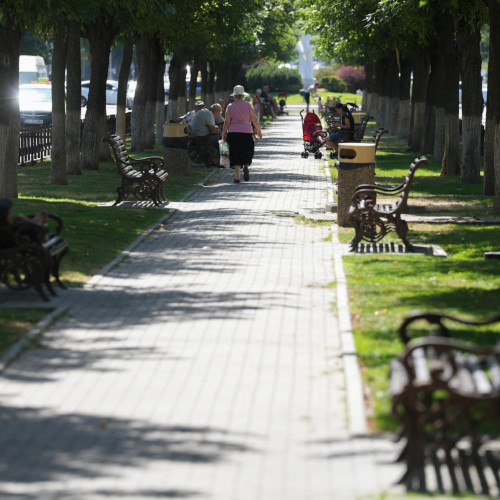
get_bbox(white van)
[19,55,48,85]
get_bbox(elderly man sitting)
[190,103,222,166]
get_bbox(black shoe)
[243,166,250,181]
[234,179,240,183]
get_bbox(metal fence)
[18,111,134,166]
[19,125,52,166]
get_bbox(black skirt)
[227,132,255,167]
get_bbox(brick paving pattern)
[0,113,401,499]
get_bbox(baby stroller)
[278,91,288,115]
[300,110,325,159]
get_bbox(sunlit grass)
[336,125,500,431]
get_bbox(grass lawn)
[0,144,215,354]
[335,124,500,431]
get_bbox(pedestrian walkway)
[0,113,402,499]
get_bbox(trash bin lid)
[338,143,375,163]
[163,123,187,138]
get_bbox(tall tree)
[81,11,119,170]
[51,18,69,185]
[66,19,82,176]
[0,1,48,198]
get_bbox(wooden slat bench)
[0,214,68,301]
[104,134,168,206]
[346,156,427,251]
[390,312,500,493]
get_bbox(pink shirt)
[228,101,253,133]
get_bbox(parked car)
[19,83,52,126]
[80,80,133,108]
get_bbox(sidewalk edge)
[326,165,368,437]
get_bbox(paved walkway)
[0,114,402,499]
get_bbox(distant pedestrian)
[304,82,319,113]
[222,85,262,183]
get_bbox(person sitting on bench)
[0,199,48,244]
[190,103,223,166]
[325,102,354,157]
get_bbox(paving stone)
[0,114,402,499]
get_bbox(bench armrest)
[129,156,166,173]
[398,312,500,345]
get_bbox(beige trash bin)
[351,112,363,125]
[163,123,189,176]
[336,143,376,227]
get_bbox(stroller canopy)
[302,112,322,142]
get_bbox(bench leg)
[396,218,414,252]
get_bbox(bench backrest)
[104,134,135,178]
[371,128,388,150]
[393,157,426,212]
[398,312,500,345]
[352,115,371,142]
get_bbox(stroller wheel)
[316,152,323,159]
[330,152,337,160]
[304,152,309,158]
[301,152,306,158]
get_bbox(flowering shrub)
[336,66,366,92]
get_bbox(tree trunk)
[421,41,438,155]
[374,58,388,125]
[116,36,133,142]
[155,57,166,144]
[81,17,116,170]
[363,63,375,114]
[440,10,460,177]
[145,37,162,148]
[385,51,400,133]
[165,48,188,123]
[188,57,201,111]
[200,60,209,104]
[131,33,150,151]
[397,54,412,139]
[431,34,447,162]
[0,21,22,198]
[408,48,430,151]
[51,19,68,185]
[485,0,499,197]
[207,60,216,105]
[66,20,82,175]
[490,0,500,211]
[434,107,446,162]
[457,18,483,184]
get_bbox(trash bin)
[336,143,376,227]
[351,112,363,125]
[163,123,189,176]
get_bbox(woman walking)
[222,85,262,183]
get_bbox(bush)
[245,64,302,93]
[336,65,366,92]
[319,76,346,92]
[314,65,341,82]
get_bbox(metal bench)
[0,214,68,301]
[370,127,389,151]
[391,312,500,493]
[347,156,427,251]
[104,134,168,206]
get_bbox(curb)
[86,167,220,288]
[0,168,220,372]
[325,165,368,436]
[0,305,69,373]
